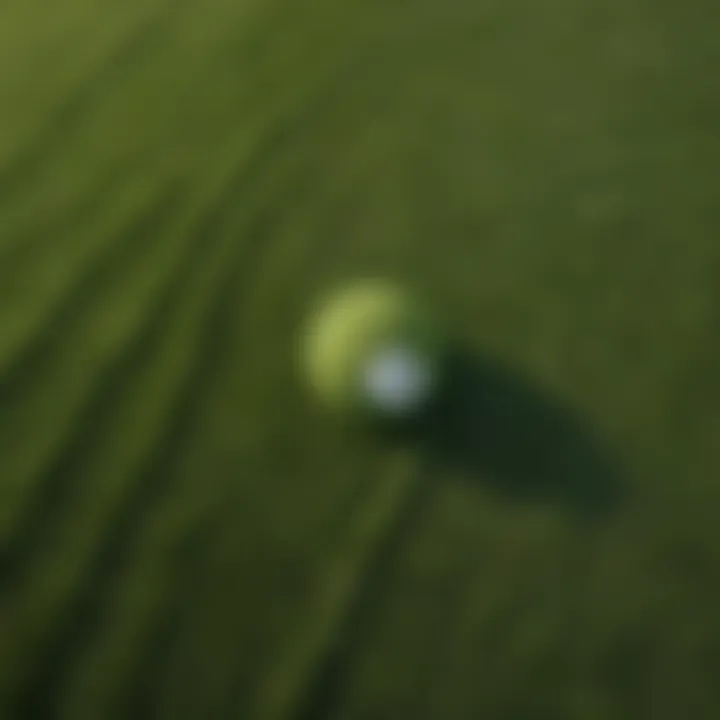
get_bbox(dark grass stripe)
[11,211,263,720]
[115,61,426,720]
[0,0,315,222]
[228,0,355,87]
[143,451,399,720]
[0,0,188,209]
[99,209,293,720]
[9,156,314,720]
[0,173,183,406]
[0,7,367,392]
[0,38,362,595]
[0,172,239,708]
[0,178,189,537]
[0,99,327,712]
[116,522,215,720]
[288,467,435,720]
[29,63,387,716]
[0,160,140,274]
[0,29,377,716]
[46,139,326,718]
[0,180,189,577]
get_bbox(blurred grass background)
[0,0,719,718]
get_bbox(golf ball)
[301,279,444,418]
[362,345,435,414]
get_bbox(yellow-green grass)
[0,0,719,718]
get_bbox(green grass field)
[1,0,719,718]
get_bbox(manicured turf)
[0,0,719,718]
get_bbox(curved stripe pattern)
[1,0,719,718]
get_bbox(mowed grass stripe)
[53,91,407,720]
[137,172,428,720]
[231,119,442,720]
[220,121,441,719]
[0,0,221,243]
[0,173,245,710]
[119,53,447,720]
[286,469,436,720]
[140,445,416,719]
[0,0,159,80]
[36,48,389,714]
[0,175,189,544]
[0,0,158,159]
[0,0,362,247]
[0,90,338,710]
[253,455,424,720]
[11,199,271,720]
[0,90,327,540]
[45,23,428,692]
[0,160,154,376]
[230,25,461,350]
[49,160,319,720]
[0,0,352,288]
[0,0,189,211]
[0,155,237,568]
[0,0,378,604]
[84,180,384,719]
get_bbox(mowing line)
[0,161,176,382]
[0,1,157,162]
[0,158,141,286]
[250,456,429,720]
[0,100,332,713]
[0,13,372,554]
[55,52,398,718]
[0,176,190,544]
[114,49,434,720]
[0,179,242,711]
[0,0,359,304]
[0,0,189,211]
[50,167,315,720]
[0,5,394,714]
[37,52,373,710]
[10,194,267,720]
[0,170,215,583]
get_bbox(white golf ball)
[362,345,435,415]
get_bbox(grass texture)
[0,0,719,718]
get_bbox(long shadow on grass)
[392,345,628,520]
[293,348,628,720]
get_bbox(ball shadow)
[386,346,628,520]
